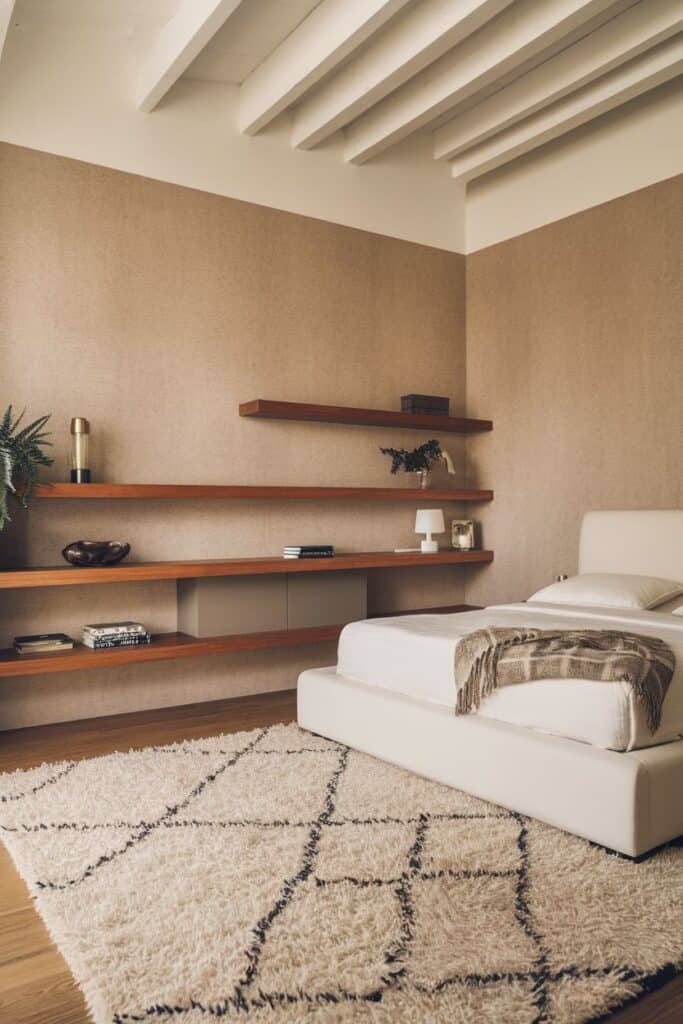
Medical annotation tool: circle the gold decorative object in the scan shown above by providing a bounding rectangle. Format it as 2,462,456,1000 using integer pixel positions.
70,417,90,483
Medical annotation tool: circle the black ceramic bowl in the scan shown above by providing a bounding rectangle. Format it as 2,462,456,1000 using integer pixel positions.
62,540,131,567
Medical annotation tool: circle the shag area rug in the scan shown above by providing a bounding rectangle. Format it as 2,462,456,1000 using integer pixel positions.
0,723,681,1024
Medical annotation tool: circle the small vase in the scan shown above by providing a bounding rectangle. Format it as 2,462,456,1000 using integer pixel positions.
417,469,431,490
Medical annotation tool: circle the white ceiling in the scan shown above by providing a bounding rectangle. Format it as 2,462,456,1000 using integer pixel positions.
184,0,323,84
3,0,179,33
2,0,681,186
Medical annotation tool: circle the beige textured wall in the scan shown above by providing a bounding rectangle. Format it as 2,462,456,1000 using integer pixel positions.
465,174,683,606
0,143,467,728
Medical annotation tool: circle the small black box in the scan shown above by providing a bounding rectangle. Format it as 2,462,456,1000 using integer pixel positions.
401,394,450,415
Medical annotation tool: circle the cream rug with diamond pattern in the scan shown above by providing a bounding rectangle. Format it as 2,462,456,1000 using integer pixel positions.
0,723,681,1023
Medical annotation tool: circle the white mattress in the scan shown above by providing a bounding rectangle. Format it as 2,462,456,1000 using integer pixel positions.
337,603,683,752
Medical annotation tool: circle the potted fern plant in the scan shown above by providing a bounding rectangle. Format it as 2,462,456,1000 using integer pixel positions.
0,406,53,530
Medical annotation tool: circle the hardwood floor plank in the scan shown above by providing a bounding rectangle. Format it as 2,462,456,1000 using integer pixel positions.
0,848,32,916
0,950,85,1024
608,973,683,1024
0,906,53,969
0,689,298,772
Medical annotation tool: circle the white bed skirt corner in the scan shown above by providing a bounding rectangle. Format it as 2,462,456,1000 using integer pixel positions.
297,667,683,858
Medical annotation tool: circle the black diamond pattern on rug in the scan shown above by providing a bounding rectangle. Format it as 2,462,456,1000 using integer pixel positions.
0,723,680,1024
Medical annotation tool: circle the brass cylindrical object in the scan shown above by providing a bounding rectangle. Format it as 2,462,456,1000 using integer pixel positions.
70,417,91,483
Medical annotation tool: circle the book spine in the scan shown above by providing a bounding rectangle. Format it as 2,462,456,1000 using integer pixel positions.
84,636,151,649
14,641,72,650
284,545,333,551
13,634,71,644
83,629,146,638
15,644,74,653
283,552,334,559
282,544,333,552
84,627,146,638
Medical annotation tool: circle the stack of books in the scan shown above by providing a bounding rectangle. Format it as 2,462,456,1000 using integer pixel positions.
13,633,74,655
283,545,334,560
82,621,151,649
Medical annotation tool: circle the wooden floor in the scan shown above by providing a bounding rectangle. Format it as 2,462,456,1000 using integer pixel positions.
0,690,680,1024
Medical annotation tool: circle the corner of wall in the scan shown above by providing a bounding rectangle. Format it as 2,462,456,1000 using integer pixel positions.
464,79,683,253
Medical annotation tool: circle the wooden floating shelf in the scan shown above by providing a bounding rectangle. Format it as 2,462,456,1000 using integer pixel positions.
0,627,342,679
0,550,493,590
34,483,493,502
240,399,492,433
0,605,479,679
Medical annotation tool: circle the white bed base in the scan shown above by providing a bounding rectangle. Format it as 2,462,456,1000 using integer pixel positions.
298,511,683,857
298,667,683,858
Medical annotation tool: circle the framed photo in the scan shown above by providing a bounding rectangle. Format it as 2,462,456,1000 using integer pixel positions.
451,519,475,551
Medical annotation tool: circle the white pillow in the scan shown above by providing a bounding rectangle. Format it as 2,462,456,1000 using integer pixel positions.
652,596,683,615
528,573,683,611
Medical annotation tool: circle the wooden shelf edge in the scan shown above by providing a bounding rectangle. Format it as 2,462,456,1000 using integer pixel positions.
0,626,344,678
34,483,493,502
0,550,494,590
239,399,493,433
0,605,483,678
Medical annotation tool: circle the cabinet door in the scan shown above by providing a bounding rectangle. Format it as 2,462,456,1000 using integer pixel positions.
177,576,287,637
287,571,367,629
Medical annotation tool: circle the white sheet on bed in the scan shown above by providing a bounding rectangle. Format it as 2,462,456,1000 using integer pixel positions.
337,603,683,751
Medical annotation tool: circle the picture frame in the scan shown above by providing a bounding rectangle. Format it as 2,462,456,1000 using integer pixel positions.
451,519,475,551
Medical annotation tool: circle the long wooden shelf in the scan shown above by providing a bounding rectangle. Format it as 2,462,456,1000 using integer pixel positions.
34,483,493,502
0,550,493,590
0,605,480,679
0,627,342,678
240,398,492,433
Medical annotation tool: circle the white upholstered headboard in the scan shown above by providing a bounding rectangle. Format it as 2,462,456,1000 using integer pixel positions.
579,510,683,583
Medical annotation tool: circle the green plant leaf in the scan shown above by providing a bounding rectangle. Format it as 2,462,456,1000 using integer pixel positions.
0,405,53,529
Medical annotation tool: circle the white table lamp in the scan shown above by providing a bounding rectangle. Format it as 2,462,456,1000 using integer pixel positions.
415,509,445,553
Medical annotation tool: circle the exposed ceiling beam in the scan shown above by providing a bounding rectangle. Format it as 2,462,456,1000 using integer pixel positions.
291,0,513,151
449,35,683,181
137,0,245,113
239,0,411,136
344,0,625,164
434,0,682,160
0,0,16,63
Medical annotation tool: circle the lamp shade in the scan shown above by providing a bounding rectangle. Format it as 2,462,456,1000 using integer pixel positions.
415,509,445,535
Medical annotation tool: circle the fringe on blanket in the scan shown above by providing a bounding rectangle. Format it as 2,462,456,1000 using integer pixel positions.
454,627,675,733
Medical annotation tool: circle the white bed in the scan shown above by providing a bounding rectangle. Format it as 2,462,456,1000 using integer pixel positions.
298,510,683,857
337,603,683,752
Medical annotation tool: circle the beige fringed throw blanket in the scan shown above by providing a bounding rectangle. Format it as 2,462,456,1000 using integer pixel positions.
454,628,675,733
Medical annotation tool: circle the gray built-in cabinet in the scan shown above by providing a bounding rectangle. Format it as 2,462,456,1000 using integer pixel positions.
177,571,367,638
